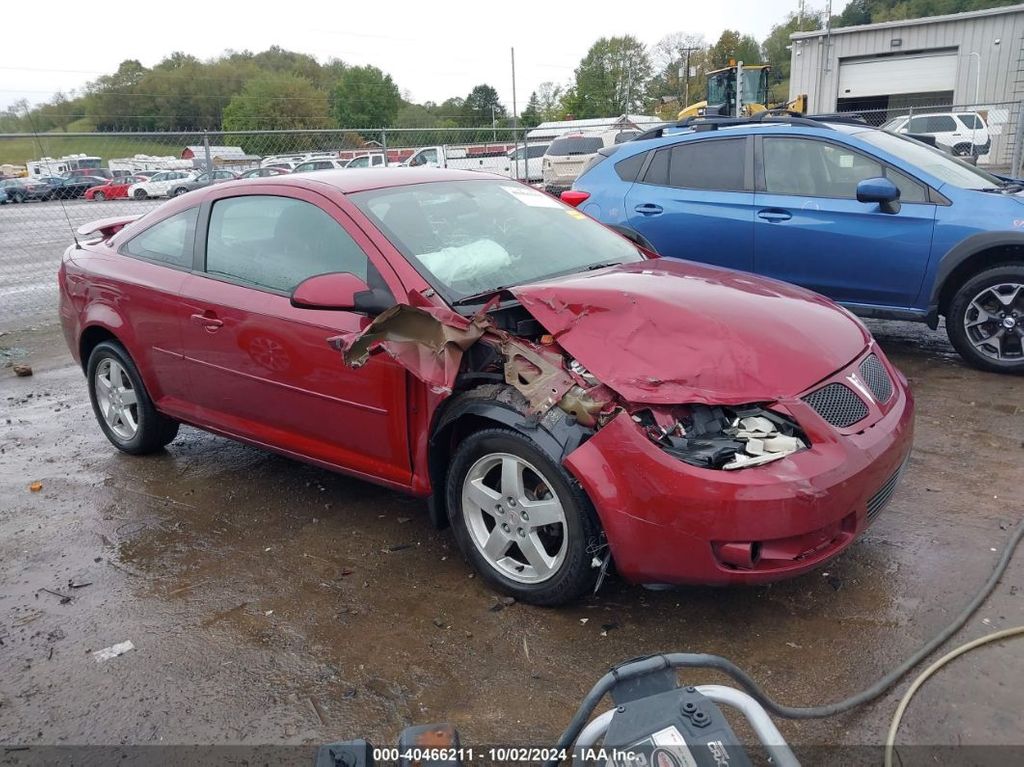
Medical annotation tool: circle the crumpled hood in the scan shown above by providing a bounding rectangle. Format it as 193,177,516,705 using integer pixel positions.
510,259,871,405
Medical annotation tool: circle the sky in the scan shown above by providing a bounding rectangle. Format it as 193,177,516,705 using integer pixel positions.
0,0,850,114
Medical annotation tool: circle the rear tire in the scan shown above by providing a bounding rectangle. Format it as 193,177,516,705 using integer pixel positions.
952,143,972,157
446,427,601,605
94,191,106,201
86,341,179,454
946,263,1024,374
12,192,25,203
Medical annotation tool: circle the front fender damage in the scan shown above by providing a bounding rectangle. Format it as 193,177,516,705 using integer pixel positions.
328,297,808,475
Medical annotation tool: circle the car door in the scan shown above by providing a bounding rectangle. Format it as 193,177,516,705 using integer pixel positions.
176,187,412,485
753,135,936,308
623,136,755,272
110,206,199,401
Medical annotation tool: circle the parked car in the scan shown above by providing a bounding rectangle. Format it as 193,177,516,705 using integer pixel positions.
542,130,641,195
565,114,1024,374
167,169,238,197
403,145,509,174
499,143,549,183
238,167,291,179
44,175,108,200
127,170,196,199
343,154,388,169
59,167,913,605
882,111,991,157
0,187,8,205
1,177,51,202
85,175,148,201
293,158,348,173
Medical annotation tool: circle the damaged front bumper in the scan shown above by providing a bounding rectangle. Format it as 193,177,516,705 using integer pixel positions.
563,359,915,586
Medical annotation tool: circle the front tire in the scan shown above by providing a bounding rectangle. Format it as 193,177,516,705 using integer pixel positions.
11,191,25,203
946,263,1024,374
87,341,179,454
169,187,186,198
446,427,601,605
133,189,148,200
93,191,106,201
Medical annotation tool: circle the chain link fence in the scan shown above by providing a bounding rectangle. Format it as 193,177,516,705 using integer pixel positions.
1,111,1022,333
0,126,548,331
834,99,1023,172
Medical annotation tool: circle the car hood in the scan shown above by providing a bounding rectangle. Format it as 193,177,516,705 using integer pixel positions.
509,259,871,405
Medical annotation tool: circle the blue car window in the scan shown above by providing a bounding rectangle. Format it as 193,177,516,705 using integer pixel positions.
642,139,745,191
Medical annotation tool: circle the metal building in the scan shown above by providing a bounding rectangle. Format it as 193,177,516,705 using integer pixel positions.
789,4,1024,115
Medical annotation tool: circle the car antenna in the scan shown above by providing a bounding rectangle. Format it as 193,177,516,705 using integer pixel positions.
23,106,80,249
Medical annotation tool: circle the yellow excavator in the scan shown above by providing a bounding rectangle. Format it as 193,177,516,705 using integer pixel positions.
677,61,807,120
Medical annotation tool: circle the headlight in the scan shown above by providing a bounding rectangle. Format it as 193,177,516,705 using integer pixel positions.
637,403,807,470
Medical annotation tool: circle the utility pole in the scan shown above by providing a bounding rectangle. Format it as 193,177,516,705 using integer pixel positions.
680,46,700,108
511,47,520,180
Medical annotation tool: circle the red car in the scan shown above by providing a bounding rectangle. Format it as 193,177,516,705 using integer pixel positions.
58,169,914,605
84,175,147,201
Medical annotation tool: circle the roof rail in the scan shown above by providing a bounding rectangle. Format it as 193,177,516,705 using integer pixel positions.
631,111,836,141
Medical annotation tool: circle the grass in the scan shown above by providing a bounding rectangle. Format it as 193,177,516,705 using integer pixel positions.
0,134,192,168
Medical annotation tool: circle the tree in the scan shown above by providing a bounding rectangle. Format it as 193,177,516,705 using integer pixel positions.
762,11,824,83
534,82,565,121
835,0,1017,26
332,65,402,129
521,92,541,126
647,32,708,112
462,84,506,127
565,36,653,119
222,72,330,132
708,30,762,71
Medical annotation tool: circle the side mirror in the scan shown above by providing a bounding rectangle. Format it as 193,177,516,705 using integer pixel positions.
290,272,394,314
856,177,901,214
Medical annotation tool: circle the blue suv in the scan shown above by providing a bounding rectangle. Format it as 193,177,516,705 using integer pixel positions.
567,116,1024,374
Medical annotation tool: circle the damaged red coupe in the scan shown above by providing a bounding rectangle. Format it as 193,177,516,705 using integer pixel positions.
59,168,914,605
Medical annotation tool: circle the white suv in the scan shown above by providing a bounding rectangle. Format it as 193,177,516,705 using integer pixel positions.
542,130,640,194
882,111,990,157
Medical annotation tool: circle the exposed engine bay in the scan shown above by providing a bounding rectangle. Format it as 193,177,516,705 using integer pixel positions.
331,298,809,471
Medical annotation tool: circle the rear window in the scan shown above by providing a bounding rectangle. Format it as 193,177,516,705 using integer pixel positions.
547,137,603,156
957,113,982,129
643,138,746,191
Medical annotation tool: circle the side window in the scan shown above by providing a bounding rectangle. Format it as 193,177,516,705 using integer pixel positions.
205,195,371,293
615,151,647,182
122,207,198,268
884,167,928,203
528,145,547,159
907,116,929,133
642,139,745,191
764,138,877,198
958,114,981,130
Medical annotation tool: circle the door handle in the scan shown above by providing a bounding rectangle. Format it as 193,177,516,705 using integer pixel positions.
634,203,663,216
190,312,223,332
757,209,792,222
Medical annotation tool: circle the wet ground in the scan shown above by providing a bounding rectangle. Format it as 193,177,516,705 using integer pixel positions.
1,319,1022,763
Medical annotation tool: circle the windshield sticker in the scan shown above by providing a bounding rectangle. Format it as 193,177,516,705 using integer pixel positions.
501,185,562,208
565,209,586,220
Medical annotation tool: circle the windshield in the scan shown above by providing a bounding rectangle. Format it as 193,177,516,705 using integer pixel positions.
351,180,643,303
856,130,1002,190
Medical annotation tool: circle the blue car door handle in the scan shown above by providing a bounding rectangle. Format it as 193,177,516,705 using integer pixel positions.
757,208,792,222
634,203,663,216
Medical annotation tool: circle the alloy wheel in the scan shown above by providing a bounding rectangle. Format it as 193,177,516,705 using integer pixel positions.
94,358,140,441
963,282,1024,362
461,452,568,584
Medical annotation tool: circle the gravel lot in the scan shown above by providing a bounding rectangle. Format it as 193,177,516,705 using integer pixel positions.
1,214,1022,764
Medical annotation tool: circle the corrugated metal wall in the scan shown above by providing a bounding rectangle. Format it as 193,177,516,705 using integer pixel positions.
789,8,1024,112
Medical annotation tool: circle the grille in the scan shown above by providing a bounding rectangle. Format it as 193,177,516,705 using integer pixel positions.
859,354,893,403
802,383,869,428
867,459,908,523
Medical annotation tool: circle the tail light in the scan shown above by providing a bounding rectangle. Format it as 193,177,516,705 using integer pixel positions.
560,190,590,208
